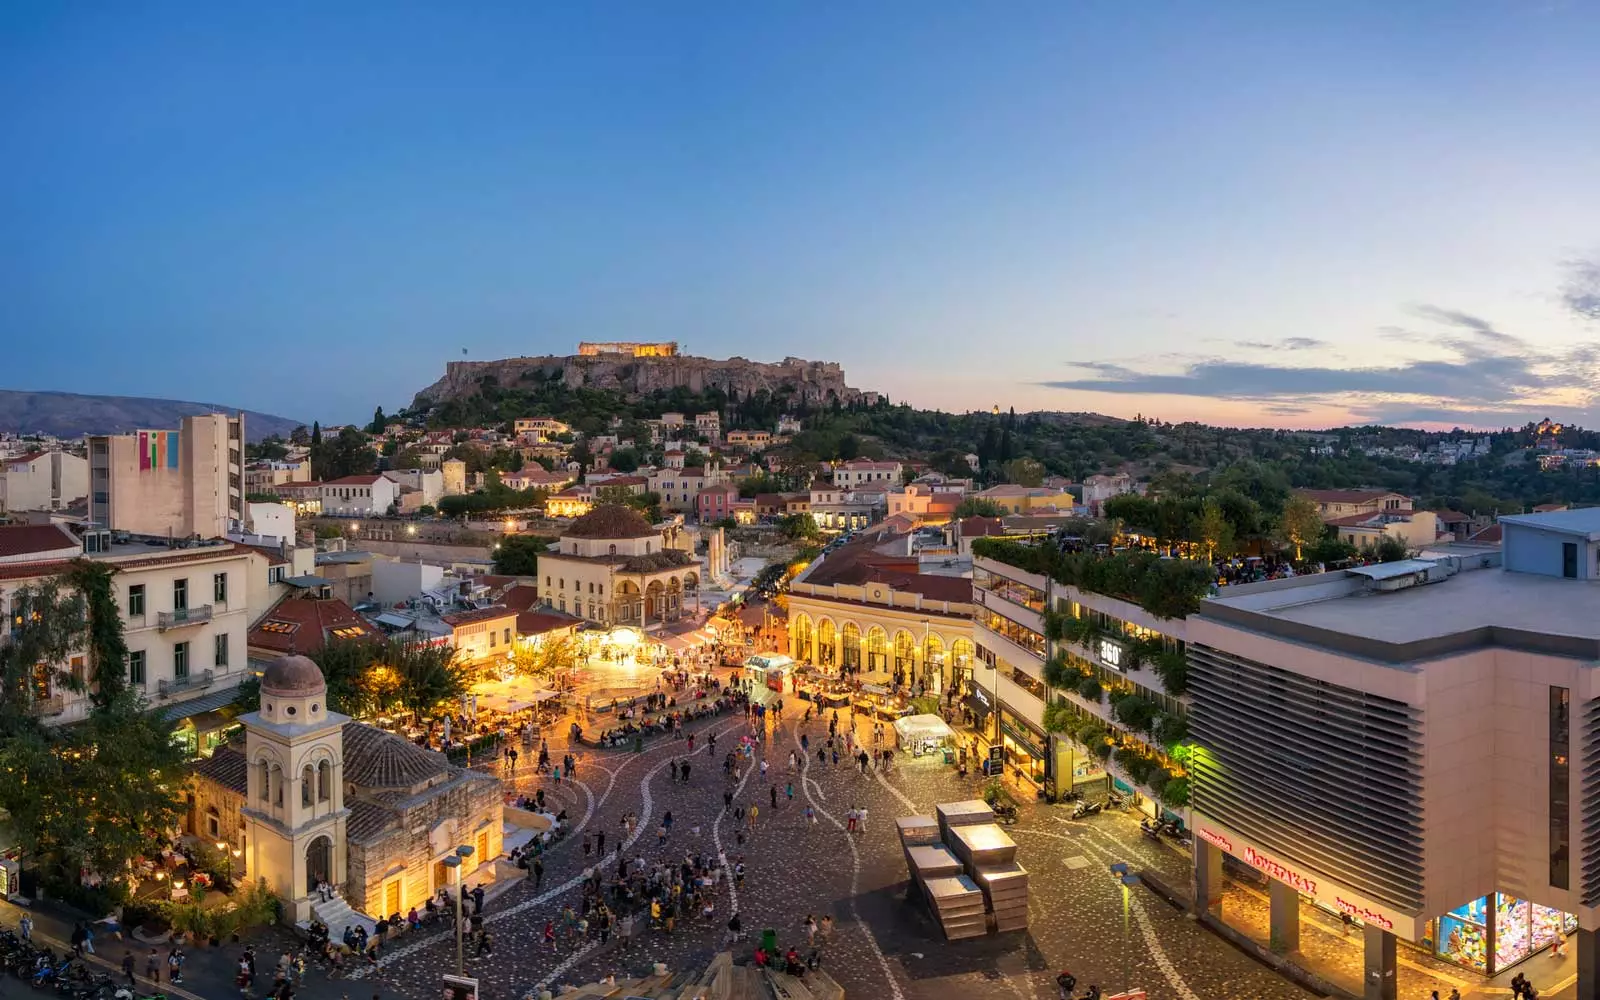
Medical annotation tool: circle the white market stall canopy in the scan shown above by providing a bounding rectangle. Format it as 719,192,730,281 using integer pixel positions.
469,679,558,713
895,714,955,743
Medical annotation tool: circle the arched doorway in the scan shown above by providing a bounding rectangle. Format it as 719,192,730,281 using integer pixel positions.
646,581,665,623
817,619,837,668
841,623,861,673
951,638,975,694
791,614,814,662
866,626,888,675
893,630,916,683
616,581,641,624
305,835,332,896
923,634,947,693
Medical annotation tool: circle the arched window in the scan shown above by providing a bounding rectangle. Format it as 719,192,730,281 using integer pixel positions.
893,631,916,675
841,623,861,671
317,760,331,803
866,626,889,674
258,761,270,801
301,765,314,808
817,619,837,667
609,544,617,556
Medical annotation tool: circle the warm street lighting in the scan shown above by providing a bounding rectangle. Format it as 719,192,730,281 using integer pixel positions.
444,843,476,975
1110,863,1140,993
216,841,233,883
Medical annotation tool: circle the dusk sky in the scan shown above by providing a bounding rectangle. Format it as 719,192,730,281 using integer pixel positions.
4,2,1598,430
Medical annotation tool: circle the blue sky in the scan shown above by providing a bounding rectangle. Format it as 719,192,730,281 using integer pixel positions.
3,1,1598,429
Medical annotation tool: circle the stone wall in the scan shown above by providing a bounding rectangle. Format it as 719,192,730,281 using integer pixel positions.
187,775,247,846
345,773,504,919
413,351,869,409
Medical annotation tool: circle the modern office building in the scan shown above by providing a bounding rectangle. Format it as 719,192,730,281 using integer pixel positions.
1189,508,1600,998
89,412,245,538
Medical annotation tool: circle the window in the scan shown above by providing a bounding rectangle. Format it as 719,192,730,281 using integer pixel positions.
214,572,228,604
127,650,146,685
258,761,270,801
490,631,497,648
1552,686,1571,889
206,806,220,838
301,765,313,808
318,761,331,802
504,628,511,644
215,633,229,668
128,584,146,617
173,578,188,611
70,655,85,687
1563,542,1578,578
269,566,285,584
173,641,189,680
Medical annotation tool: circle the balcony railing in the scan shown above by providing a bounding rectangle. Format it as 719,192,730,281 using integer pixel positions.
158,605,213,631
158,669,215,698
29,694,66,717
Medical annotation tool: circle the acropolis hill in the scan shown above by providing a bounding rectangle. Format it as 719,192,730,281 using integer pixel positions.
412,343,875,408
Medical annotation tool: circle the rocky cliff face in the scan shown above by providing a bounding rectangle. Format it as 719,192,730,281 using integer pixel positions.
413,353,873,408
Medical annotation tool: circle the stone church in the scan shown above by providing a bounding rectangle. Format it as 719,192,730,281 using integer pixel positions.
188,654,503,924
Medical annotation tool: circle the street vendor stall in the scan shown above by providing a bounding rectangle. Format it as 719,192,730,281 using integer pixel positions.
895,713,956,758
742,653,796,693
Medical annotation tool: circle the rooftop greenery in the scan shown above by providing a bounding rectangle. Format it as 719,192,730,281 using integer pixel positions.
971,536,1214,620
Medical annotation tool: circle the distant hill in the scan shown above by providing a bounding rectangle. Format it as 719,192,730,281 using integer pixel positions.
0,390,301,443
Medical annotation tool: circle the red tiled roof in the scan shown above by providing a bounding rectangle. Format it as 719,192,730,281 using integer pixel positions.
516,609,583,636
1434,510,1470,523
1469,523,1503,543
0,524,78,560
248,595,373,655
7,451,47,465
958,516,1005,537
1326,511,1416,527
323,474,384,485
500,584,541,612
191,745,248,795
238,542,290,566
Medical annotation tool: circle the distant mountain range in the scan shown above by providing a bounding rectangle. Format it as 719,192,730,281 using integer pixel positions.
0,390,302,443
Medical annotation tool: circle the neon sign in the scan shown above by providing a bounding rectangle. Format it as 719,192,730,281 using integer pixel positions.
1197,827,1232,853
1099,639,1124,670
1242,846,1318,895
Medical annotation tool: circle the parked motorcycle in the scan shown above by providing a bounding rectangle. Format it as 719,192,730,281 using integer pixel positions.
1140,819,1163,842
992,802,1019,825
1071,799,1103,819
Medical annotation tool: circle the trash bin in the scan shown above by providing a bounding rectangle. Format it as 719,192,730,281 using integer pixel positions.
761,928,778,953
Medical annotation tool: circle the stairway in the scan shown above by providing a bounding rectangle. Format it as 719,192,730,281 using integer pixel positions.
308,893,377,938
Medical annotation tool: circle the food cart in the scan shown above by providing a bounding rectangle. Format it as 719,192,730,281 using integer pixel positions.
742,653,796,694
894,713,957,759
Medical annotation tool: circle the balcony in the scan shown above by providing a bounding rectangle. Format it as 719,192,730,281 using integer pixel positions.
158,605,213,631
158,669,215,699
28,694,66,717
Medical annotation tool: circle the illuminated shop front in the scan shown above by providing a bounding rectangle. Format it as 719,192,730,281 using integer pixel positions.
998,709,1048,787
1433,893,1576,975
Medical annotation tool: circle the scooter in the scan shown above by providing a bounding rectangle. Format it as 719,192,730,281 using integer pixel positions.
1140,819,1163,842
1071,799,1102,819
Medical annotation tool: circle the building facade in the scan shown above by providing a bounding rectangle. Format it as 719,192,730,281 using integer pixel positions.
0,450,88,513
89,412,245,538
1188,510,1600,997
320,475,400,516
537,505,700,625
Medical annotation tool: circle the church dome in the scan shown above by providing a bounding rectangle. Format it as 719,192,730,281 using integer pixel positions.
260,654,327,698
565,504,657,539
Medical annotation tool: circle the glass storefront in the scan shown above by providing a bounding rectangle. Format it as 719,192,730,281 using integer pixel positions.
1434,893,1576,975
999,711,1047,786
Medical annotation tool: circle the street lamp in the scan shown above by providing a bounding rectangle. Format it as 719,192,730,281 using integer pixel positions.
443,844,476,975
215,841,231,884
1110,863,1139,993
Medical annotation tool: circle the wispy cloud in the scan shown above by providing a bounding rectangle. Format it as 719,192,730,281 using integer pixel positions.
1562,257,1600,322
1043,308,1600,427
1231,337,1325,351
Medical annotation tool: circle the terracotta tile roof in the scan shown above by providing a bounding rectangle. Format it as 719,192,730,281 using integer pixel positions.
0,540,244,581
323,474,384,486
958,516,1005,537
341,722,449,789
1469,523,1503,543
191,745,248,795
440,606,516,627
248,596,373,655
238,542,290,566
1434,510,1470,523
866,569,973,603
516,608,583,636
346,800,399,844
500,584,541,612
0,524,78,560
1326,511,1417,527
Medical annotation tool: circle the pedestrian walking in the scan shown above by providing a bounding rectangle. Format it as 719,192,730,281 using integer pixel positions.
144,948,161,984
533,857,544,888
120,952,136,986
805,804,816,827
749,804,759,830
771,785,778,809
846,807,857,833
858,805,868,832
786,781,794,802
681,762,691,783
596,830,605,855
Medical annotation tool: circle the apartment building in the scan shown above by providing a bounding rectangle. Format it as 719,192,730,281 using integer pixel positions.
724,430,771,451
381,468,443,507
0,450,88,513
1296,487,1413,521
0,523,253,734
649,464,724,513
243,460,312,494
89,412,245,538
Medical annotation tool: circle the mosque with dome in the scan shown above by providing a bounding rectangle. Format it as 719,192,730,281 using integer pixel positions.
187,653,503,925
536,504,704,625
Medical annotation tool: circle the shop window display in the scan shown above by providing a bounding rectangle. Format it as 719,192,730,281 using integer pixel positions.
1531,903,1575,952
1438,898,1487,973
1494,893,1531,969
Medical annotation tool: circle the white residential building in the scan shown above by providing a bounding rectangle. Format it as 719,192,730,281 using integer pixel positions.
0,524,254,732
832,460,902,488
0,450,88,513
382,468,444,506
320,475,400,516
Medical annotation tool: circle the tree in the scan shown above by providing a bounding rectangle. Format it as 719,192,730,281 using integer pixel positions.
312,426,376,481
1001,457,1045,487
1373,534,1410,563
953,497,1006,518
608,448,641,473
1197,498,1235,563
289,425,311,446
64,559,130,710
513,635,577,683
1280,493,1326,561
494,534,547,576
779,513,821,542
368,407,387,434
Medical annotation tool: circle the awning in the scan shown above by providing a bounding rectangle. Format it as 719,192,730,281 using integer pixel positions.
283,574,332,589
177,708,241,733
531,689,561,703
374,613,416,630
860,683,890,695
158,687,244,724
894,713,954,743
